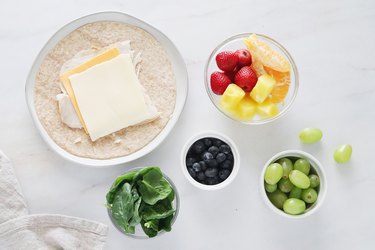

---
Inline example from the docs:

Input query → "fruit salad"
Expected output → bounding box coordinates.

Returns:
[209,34,292,122]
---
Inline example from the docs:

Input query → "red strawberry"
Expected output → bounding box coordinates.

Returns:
[235,49,252,67]
[234,66,258,92]
[215,51,238,72]
[210,71,231,95]
[224,67,238,82]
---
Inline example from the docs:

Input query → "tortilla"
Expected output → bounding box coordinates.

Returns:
[34,21,176,160]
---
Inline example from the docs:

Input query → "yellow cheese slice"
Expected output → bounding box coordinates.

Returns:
[69,54,156,141]
[60,48,121,132]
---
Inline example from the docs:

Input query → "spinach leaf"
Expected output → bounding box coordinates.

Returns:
[138,169,172,205]
[158,214,174,232]
[141,220,158,238]
[140,199,175,221]
[128,188,142,226]
[144,220,159,231]
[111,183,135,233]
[106,171,137,204]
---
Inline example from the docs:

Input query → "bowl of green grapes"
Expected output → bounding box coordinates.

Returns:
[261,150,326,218]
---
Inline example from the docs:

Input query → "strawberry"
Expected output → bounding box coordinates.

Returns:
[235,49,252,67]
[234,66,258,92]
[216,51,238,72]
[225,67,238,82]
[210,71,231,95]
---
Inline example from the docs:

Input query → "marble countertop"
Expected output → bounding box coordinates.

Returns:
[1,0,374,249]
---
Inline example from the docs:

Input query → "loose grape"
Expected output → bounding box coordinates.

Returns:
[265,182,277,193]
[277,158,293,179]
[283,198,306,215]
[289,187,302,199]
[299,128,323,144]
[278,178,294,193]
[267,189,288,209]
[264,163,283,185]
[289,170,310,189]
[294,159,310,175]
[334,144,352,163]
[309,174,320,188]
[302,188,318,203]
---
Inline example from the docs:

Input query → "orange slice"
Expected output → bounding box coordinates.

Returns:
[264,66,290,103]
[245,34,291,73]
[250,55,266,77]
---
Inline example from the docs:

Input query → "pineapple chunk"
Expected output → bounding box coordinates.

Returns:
[257,98,279,118]
[220,84,245,110]
[250,74,276,103]
[232,97,257,121]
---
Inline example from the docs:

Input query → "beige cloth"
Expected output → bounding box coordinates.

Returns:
[0,151,108,250]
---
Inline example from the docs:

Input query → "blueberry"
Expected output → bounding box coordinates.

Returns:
[213,139,223,147]
[220,160,233,169]
[202,152,213,161]
[192,162,201,172]
[193,141,206,154]
[197,172,206,181]
[199,161,207,171]
[206,176,219,185]
[226,153,234,161]
[206,159,219,168]
[205,167,218,178]
[219,169,231,180]
[216,152,226,163]
[208,146,219,157]
[219,144,231,154]
[188,167,196,178]
[186,157,196,167]
[204,138,213,147]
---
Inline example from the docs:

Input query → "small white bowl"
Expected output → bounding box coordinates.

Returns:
[260,150,327,218]
[181,131,240,191]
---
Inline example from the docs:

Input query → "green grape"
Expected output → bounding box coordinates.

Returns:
[289,187,302,199]
[309,174,320,188]
[301,188,318,203]
[264,163,283,185]
[289,170,310,189]
[277,158,293,179]
[267,189,288,209]
[265,182,277,193]
[299,128,323,144]
[283,198,306,215]
[294,158,310,175]
[278,178,294,193]
[334,144,352,163]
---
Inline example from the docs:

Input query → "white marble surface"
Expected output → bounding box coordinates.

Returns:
[1,0,375,249]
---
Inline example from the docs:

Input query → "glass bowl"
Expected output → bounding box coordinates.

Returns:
[260,150,327,218]
[204,33,299,125]
[107,167,180,239]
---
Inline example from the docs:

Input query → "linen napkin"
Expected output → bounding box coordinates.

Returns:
[0,150,108,250]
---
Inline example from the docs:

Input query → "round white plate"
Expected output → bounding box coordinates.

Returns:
[25,12,188,167]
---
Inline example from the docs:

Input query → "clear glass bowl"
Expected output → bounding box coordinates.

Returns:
[204,33,299,125]
[107,167,180,239]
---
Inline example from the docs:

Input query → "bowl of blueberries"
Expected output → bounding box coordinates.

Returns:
[181,131,240,190]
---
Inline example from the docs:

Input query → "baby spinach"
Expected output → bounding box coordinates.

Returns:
[106,167,176,238]
[138,169,172,205]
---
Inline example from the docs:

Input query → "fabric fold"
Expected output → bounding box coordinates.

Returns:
[0,150,108,250]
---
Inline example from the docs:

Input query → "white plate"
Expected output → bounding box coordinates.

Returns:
[25,12,188,167]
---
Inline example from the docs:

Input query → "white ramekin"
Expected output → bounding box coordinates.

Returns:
[181,131,240,191]
[260,150,327,218]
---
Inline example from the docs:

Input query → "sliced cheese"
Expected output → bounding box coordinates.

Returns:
[60,48,120,132]
[69,54,157,141]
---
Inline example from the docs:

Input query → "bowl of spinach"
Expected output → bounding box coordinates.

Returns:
[106,166,179,238]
